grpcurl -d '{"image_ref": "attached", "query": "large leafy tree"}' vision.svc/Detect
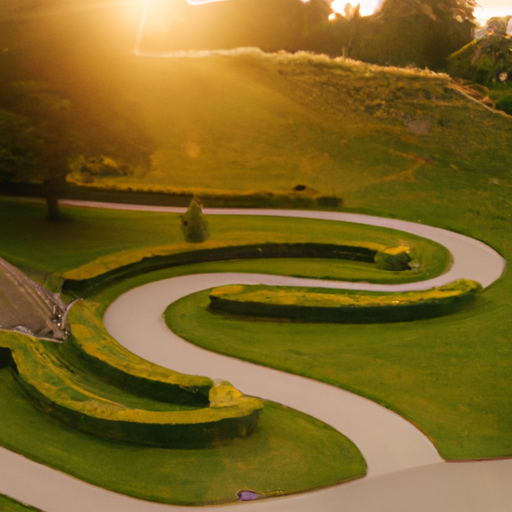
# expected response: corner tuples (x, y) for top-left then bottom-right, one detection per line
(0, 0), (155, 220)
(377, 0), (477, 22)
(0, 108), (46, 186)
(351, 0), (478, 69)
(3, 81), (74, 220)
(0, 77), (154, 220)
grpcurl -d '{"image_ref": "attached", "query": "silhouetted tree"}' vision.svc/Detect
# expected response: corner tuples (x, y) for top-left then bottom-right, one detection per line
(1, 81), (73, 219)
(0, 108), (45, 185)
(352, 0), (477, 69)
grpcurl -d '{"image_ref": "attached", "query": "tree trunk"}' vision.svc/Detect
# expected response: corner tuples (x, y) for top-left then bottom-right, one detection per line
(45, 180), (61, 220)
(44, 150), (67, 221)
(44, 178), (61, 221)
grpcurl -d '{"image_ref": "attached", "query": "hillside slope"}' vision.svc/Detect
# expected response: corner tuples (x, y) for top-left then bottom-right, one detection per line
(73, 49), (512, 204)
(1, 3), (511, 207)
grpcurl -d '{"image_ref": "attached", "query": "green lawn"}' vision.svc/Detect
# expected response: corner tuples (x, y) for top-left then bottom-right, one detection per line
(159, 132), (512, 463)
(0, 197), (449, 283)
(8, 198), (461, 503)
(0, 195), (456, 504)
(0, 363), (365, 505)
(0, 35), (511, 508)
(167, 283), (508, 461)
(0, 494), (41, 512)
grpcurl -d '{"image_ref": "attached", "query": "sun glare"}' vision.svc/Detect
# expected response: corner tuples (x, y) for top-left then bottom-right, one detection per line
(474, 4), (512, 25)
(330, 0), (511, 20)
(331, 0), (380, 17)
(134, 0), (512, 56)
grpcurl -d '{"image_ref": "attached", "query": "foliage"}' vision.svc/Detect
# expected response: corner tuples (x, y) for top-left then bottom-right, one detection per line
(376, 0), (477, 23)
(0, 198), (450, 283)
(476, 16), (512, 38)
(0, 363), (366, 504)
(3, 80), (75, 219)
(68, 155), (134, 185)
(181, 196), (209, 243)
(0, 301), (262, 448)
(374, 246), (412, 270)
(135, 0), (475, 68)
(0, 109), (46, 184)
(448, 35), (512, 86)
(494, 92), (512, 115)
(0, 12), (155, 218)
(350, 0), (477, 69)
(207, 279), (482, 323)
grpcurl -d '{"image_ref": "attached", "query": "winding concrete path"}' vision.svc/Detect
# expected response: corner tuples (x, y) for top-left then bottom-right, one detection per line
(1, 202), (510, 511)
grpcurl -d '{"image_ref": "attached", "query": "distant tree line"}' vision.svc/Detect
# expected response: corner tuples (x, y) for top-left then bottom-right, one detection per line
(139, 0), (477, 70)
(348, 0), (477, 69)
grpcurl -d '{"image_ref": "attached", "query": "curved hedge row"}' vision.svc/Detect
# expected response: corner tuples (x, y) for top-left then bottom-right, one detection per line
(67, 301), (212, 405)
(0, 313), (264, 448)
(61, 241), (411, 297)
(208, 279), (482, 323)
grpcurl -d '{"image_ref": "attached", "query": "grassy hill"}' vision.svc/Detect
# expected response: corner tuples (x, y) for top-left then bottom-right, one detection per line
(2, 2), (511, 207)
(70, 48), (512, 205)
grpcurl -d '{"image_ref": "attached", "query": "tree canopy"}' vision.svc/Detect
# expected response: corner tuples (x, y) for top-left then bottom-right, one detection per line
(0, 74), (154, 219)
(377, 0), (477, 23)
(350, 0), (478, 69)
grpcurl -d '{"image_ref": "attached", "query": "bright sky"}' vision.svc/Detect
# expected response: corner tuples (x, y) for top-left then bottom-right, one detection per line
(331, 0), (511, 23)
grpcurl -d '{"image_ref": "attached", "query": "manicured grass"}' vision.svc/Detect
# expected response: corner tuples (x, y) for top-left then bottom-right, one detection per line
(0, 197), (449, 284)
(0, 365), (365, 505)
(1, 40), (512, 506)
(0, 495), (41, 512)
(166, 282), (510, 461)
(1, 190), (508, 468)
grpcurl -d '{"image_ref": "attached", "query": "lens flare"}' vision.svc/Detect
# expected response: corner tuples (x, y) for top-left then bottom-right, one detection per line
(134, 0), (512, 57)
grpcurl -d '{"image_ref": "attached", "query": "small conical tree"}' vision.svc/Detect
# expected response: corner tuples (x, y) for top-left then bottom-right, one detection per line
(181, 196), (209, 243)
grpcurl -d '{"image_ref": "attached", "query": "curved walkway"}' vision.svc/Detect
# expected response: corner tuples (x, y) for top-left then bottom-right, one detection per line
(62, 200), (507, 290)
(1, 202), (510, 511)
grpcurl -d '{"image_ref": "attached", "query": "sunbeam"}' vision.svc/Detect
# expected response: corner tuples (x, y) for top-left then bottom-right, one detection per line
(133, 0), (512, 58)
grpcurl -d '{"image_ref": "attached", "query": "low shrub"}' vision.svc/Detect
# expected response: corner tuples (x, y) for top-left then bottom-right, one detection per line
(67, 301), (213, 404)
(181, 196), (209, 243)
(209, 279), (482, 323)
(374, 246), (412, 270)
(495, 93), (512, 115)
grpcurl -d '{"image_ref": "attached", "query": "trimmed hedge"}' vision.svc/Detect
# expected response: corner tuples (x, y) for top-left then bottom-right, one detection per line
(208, 279), (482, 323)
(62, 179), (343, 211)
(61, 241), (408, 297)
(67, 301), (212, 405)
(374, 246), (412, 271)
(0, 322), (264, 448)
